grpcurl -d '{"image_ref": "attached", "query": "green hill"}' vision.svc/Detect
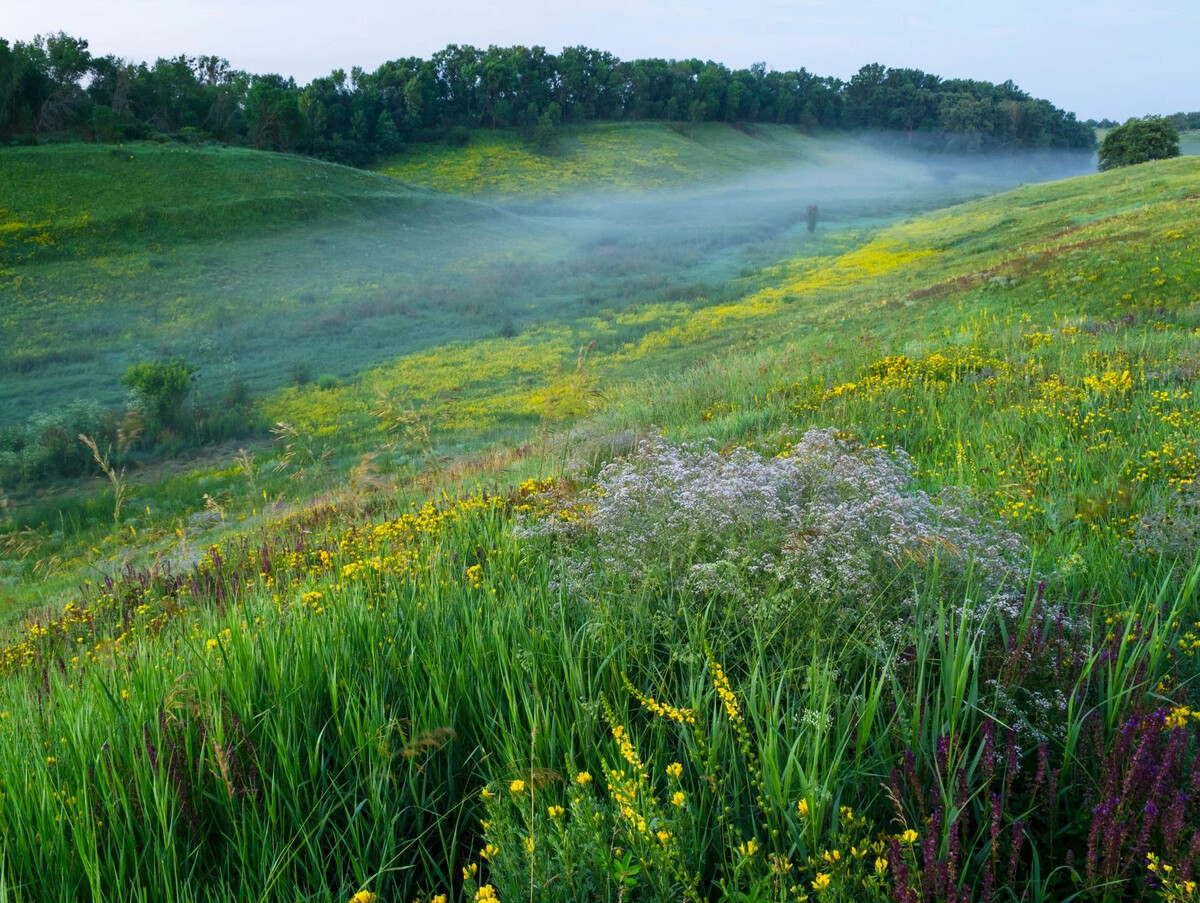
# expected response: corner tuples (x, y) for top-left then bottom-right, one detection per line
(376, 121), (838, 196)
(2, 132), (1084, 429)
(0, 143), (526, 423)
(1, 148), (1199, 901)
(0, 143), (462, 265)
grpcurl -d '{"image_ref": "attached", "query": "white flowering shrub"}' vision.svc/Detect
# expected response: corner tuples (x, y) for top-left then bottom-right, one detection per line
(531, 428), (1027, 628)
(1126, 482), (1200, 566)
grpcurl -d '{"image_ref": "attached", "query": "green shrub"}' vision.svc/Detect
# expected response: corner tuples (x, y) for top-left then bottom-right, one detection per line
(1098, 117), (1180, 171)
(120, 358), (198, 432)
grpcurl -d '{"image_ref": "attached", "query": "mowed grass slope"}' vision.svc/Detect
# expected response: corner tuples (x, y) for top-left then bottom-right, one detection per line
(0, 155), (1197, 902)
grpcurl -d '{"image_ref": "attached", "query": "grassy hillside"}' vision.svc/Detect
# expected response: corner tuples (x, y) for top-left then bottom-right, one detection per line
(378, 121), (1092, 198)
(376, 122), (838, 196)
(0, 143), (458, 264)
(0, 143), (546, 423)
(0, 154), (1197, 901)
(2, 133), (1083, 430)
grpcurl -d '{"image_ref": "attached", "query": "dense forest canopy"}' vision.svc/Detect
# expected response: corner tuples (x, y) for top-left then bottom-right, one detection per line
(1, 32), (1099, 165)
(1087, 112), (1200, 131)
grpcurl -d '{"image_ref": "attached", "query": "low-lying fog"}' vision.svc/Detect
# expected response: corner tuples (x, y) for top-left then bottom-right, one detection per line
(2, 137), (1097, 424)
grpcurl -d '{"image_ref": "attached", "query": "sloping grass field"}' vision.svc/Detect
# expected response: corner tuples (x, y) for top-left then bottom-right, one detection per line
(0, 141), (1197, 902)
(376, 122), (832, 197)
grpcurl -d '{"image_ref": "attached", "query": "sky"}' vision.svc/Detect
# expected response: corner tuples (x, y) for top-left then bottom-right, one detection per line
(3, 0), (1194, 121)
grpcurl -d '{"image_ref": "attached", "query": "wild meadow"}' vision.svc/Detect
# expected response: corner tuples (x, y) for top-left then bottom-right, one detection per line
(0, 144), (1197, 901)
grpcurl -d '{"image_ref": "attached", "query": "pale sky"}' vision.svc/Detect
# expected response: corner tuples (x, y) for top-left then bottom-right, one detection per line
(2, 0), (1194, 121)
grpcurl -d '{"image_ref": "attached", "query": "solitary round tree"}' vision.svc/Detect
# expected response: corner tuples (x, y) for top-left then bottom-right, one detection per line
(1098, 116), (1180, 171)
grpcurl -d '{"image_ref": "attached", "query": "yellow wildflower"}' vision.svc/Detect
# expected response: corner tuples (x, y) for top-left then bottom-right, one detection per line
(463, 863), (478, 880)
(548, 805), (564, 818)
(348, 893), (377, 903)
(900, 829), (919, 844)
(711, 662), (742, 723)
(509, 779), (525, 795)
(875, 857), (889, 875)
(475, 886), (498, 902)
(797, 798), (810, 817)
(672, 791), (686, 807)
(738, 838), (759, 858)
(481, 843), (499, 860)
(811, 872), (832, 891)
(576, 771), (593, 785)
(666, 761), (683, 779)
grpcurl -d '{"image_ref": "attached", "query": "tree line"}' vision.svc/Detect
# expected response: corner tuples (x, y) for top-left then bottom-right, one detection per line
(2, 32), (1096, 165)
(1087, 111), (1200, 132)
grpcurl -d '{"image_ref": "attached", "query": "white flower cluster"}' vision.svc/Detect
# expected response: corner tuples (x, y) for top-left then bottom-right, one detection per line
(1126, 481), (1200, 565)
(551, 428), (1027, 616)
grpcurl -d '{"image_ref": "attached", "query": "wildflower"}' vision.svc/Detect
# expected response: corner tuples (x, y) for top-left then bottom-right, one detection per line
(432, 897), (447, 903)
(348, 893), (376, 903)
(509, 779), (525, 795)
(738, 838), (759, 858)
(797, 798), (810, 817)
(524, 836), (534, 854)
(548, 805), (564, 818)
(481, 844), (499, 860)
(666, 761), (683, 779)
(576, 771), (593, 785)
(481, 787), (494, 800)
(475, 886), (498, 902)
(811, 872), (832, 891)
(899, 829), (919, 844)
(656, 829), (671, 843)
(463, 863), (478, 880)
(875, 857), (888, 875)
(672, 791), (686, 807)
(821, 849), (841, 864)
(711, 663), (742, 723)
(611, 725), (643, 772)
(206, 638), (218, 651)
(1164, 706), (1198, 730)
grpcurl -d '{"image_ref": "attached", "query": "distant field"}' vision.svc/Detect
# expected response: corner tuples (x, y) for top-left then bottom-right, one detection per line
(377, 122), (831, 196)
(0, 144), (553, 422)
(0, 134), (1090, 427)
(378, 121), (1093, 197)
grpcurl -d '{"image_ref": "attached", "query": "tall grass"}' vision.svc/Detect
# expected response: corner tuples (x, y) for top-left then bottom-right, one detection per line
(0, 459), (1195, 901)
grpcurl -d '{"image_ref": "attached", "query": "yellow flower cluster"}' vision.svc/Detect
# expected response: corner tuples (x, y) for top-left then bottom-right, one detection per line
(626, 684), (698, 726)
(610, 725), (645, 774)
(1164, 706), (1200, 730)
(710, 663), (742, 724)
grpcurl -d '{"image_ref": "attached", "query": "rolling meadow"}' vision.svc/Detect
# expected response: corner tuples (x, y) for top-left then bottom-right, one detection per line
(0, 128), (1198, 902)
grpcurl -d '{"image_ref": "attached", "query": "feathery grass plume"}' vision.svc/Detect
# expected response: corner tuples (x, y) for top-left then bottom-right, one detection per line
(79, 433), (127, 527)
